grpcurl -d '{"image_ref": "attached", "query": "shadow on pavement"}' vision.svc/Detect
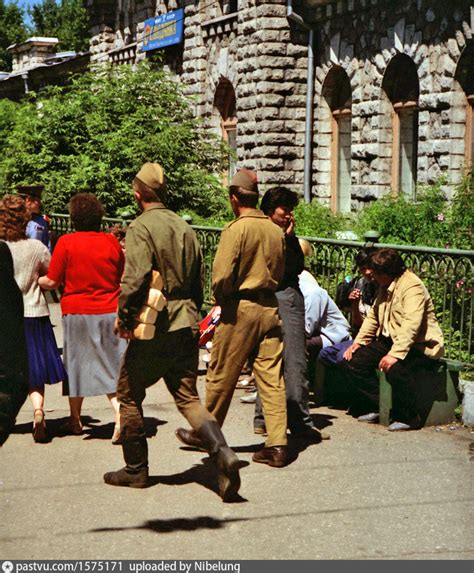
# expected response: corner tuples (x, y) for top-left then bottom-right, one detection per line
(83, 417), (167, 442)
(12, 416), (167, 442)
(92, 515), (248, 534)
(145, 457), (249, 503)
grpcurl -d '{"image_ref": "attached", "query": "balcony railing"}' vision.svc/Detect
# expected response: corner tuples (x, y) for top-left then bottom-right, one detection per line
(49, 214), (474, 369)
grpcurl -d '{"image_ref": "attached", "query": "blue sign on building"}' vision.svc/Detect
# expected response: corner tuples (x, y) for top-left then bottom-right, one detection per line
(141, 8), (184, 52)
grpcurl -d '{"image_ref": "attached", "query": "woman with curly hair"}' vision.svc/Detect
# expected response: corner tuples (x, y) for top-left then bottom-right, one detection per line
(39, 193), (126, 441)
(0, 194), (66, 443)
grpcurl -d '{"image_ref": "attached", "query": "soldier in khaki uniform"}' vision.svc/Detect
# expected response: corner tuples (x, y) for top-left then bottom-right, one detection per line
(104, 163), (240, 501)
(177, 169), (289, 467)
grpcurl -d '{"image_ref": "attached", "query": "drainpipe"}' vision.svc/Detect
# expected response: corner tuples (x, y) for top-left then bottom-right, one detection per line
(287, 0), (314, 203)
(21, 72), (29, 95)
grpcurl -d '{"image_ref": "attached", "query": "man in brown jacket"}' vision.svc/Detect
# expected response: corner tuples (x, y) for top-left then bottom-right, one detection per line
(103, 162), (240, 501)
(177, 169), (289, 467)
(343, 248), (444, 430)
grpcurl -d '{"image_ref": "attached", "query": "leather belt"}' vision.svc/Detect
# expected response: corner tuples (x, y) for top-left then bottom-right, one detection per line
(232, 289), (275, 302)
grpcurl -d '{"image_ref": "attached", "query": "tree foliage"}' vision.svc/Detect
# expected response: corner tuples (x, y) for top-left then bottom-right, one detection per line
(0, 62), (230, 217)
(354, 176), (474, 250)
(0, 0), (27, 70)
(29, 0), (89, 52)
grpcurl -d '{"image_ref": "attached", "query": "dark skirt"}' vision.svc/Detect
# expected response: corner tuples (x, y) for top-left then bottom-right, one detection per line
(24, 317), (67, 390)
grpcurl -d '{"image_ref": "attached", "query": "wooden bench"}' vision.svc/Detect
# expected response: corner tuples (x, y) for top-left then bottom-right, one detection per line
(379, 357), (463, 427)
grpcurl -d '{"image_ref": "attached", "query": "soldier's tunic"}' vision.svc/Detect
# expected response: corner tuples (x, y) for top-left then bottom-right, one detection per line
(117, 203), (215, 441)
(206, 209), (288, 448)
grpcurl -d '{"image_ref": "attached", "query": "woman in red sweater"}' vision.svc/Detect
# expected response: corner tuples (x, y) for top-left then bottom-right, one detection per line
(39, 194), (126, 441)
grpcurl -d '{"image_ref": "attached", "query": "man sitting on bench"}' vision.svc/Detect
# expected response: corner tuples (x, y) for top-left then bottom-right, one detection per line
(342, 248), (444, 431)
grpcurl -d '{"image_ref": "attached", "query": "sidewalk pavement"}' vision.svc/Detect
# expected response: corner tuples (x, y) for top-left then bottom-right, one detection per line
(0, 304), (472, 560)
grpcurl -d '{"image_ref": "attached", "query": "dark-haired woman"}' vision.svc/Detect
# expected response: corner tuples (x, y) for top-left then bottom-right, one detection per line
(0, 195), (66, 443)
(39, 193), (126, 440)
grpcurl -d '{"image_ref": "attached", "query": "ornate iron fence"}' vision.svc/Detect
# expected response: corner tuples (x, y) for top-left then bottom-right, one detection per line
(49, 214), (474, 368)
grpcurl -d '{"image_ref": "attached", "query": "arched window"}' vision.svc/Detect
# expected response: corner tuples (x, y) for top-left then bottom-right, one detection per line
(382, 54), (419, 198)
(322, 66), (352, 213)
(455, 44), (474, 171)
(213, 77), (237, 184)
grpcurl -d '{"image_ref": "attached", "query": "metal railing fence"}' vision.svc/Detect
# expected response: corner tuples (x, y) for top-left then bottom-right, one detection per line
(49, 214), (474, 369)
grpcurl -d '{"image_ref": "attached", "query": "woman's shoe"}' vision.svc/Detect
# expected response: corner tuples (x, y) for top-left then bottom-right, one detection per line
(33, 409), (48, 443)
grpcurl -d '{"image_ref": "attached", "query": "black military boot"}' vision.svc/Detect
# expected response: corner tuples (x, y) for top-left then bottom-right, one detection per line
(103, 438), (149, 488)
(197, 421), (241, 502)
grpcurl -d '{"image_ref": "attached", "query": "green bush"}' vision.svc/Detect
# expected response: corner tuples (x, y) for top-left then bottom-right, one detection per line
(0, 62), (230, 218)
(355, 176), (473, 250)
(293, 200), (347, 238)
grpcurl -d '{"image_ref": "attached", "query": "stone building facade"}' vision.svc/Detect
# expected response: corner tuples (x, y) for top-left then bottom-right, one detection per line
(86, 0), (473, 210)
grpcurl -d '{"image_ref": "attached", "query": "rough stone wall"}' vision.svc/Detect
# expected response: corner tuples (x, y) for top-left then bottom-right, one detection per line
(86, 0), (472, 206)
(179, 0), (310, 190)
(308, 0), (473, 206)
(10, 41), (58, 72)
(87, 0), (310, 192)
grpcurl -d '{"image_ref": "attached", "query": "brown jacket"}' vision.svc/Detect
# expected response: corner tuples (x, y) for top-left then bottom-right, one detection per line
(355, 270), (444, 360)
(212, 209), (285, 304)
(119, 203), (203, 332)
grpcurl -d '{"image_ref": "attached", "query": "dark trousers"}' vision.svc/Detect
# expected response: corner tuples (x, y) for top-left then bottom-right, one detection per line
(118, 328), (215, 446)
(0, 375), (28, 446)
(342, 337), (436, 424)
(254, 286), (313, 433)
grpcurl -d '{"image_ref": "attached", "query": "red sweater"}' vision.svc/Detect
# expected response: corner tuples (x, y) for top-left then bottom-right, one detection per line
(48, 232), (125, 315)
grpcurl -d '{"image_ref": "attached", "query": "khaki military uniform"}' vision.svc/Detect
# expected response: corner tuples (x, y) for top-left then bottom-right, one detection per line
(117, 203), (215, 442)
(206, 210), (288, 448)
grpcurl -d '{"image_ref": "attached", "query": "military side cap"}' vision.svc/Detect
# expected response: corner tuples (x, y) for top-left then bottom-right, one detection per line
(135, 162), (165, 191)
(16, 184), (44, 200)
(230, 169), (258, 193)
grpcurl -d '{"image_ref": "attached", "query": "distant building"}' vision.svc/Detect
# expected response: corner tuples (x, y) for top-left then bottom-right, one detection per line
(0, 37), (89, 101)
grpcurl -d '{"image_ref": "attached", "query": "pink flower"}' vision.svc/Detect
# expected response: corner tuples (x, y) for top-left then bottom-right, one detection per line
(456, 279), (465, 289)
(436, 213), (445, 222)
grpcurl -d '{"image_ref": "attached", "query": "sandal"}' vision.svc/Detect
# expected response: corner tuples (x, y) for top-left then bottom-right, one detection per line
(33, 409), (48, 443)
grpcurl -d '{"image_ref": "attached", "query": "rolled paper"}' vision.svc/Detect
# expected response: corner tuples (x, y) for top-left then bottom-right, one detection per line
(146, 288), (167, 311)
(137, 305), (158, 324)
(151, 270), (164, 291)
(133, 323), (155, 340)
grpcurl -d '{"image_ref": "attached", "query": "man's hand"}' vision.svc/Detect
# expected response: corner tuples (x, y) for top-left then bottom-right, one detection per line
(343, 342), (361, 361)
(114, 317), (135, 340)
(348, 288), (361, 301)
(378, 354), (398, 372)
(286, 213), (295, 235)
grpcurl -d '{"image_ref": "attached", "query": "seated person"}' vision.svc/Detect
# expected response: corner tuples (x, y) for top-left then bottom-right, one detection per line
(342, 248), (444, 431)
(298, 240), (351, 364)
(319, 248), (378, 367)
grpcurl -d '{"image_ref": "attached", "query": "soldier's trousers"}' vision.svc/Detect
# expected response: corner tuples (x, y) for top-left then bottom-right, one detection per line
(117, 328), (215, 444)
(205, 298), (287, 448)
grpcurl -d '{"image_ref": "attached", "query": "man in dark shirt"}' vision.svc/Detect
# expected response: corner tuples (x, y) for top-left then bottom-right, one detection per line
(254, 187), (329, 441)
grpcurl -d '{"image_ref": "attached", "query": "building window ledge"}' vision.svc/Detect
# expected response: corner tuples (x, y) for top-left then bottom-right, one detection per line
(202, 12), (238, 38)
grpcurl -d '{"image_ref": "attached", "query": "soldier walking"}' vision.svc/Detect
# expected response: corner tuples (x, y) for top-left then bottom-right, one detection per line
(103, 162), (240, 501)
